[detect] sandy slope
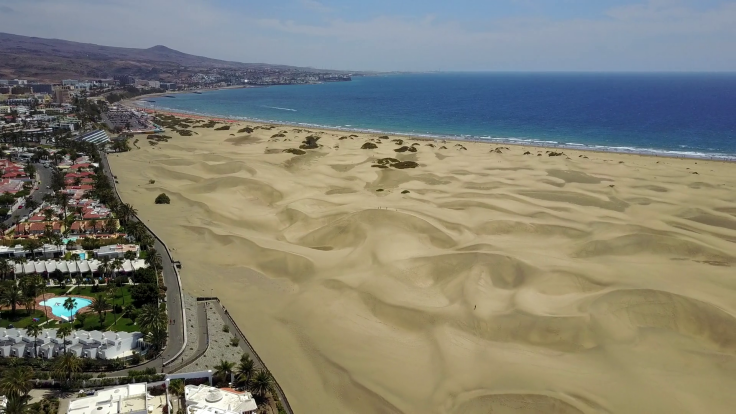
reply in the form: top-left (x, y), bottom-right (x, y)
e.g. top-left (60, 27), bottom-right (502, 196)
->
top-left (110, 121), bottom-right (736, 414)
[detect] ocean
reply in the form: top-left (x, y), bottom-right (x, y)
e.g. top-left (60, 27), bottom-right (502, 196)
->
top-left (137, 73), bottom-right (736, 160)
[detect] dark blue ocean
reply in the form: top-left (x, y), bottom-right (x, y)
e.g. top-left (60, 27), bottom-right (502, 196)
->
top-left (138, 73), bottom-right (736, 159)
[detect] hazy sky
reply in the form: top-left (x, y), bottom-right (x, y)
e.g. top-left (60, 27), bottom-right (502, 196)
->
top-left (0, 0), bottom-right (734, 71)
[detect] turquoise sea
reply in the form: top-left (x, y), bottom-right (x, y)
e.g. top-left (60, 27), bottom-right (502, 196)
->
top-left (137, 73), bottom-right (736, 160)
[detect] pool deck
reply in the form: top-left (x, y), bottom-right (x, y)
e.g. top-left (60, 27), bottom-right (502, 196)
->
top-left (35, 293), bottom-right (95, 322)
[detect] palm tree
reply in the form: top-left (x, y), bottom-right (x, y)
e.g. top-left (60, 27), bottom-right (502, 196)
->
top-left (214, 360), bottom-right (236, 384)
top-left (118, 203), bottom-right (137, 224)
top-left (1, 281), bottom-right (23, 315)
top-left (25, 324), bottom-right (42, 358)
top-left (56, 324), bottom-right (73, 353)
top-left (251, 369), bottom-right (273, 399)
top-left (0, 366), bottom-right (34, 399)
top-left (145, 249), bottom-right (162, 284)
top-left (15, 257), bottom-right (27, 279)
top-left (70, 253), bottom-right (80, 282)
top-left (168, 379), bottom-right (186, 412)
top-left (25, 239), bottom-right (43, 262)
top-left (91, 294), bottom-right (108, 325)
top-left (123, 250), bottom-right (137, 262)
top-left (107, 284), bottom-right (120, 328)
top-left (3, 395), bottom-right (30, 414)
top-left (20, 275), bottom-right (43, 316)
top-left (111, 258), bottom-right (123, 281)
top-left (236, 353), bottom-right (256, 389)
top-left (53, 352), bottom-right (82, 388)
top-left (63, 297), bottom-right (77, 323)
top-left (0, 258), bottom-right (12, 281)
top-left (99, 257), bottom-right (111, 281)
top-left (137, 303), bottom-right (167, 352)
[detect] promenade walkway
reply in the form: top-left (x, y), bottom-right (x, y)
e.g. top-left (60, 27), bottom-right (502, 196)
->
top-left (99, 153), bottom-right (187, 370)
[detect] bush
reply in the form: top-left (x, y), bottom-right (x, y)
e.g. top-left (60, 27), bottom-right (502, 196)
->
top-left (114, 304), bottom-right (123, 314)
top-left (155, 193), bottom-right (170, 204)
top-left (361, 142), bottom-right (377, 150)
top-left (230, 337), bottom-right (240, 347)
top-left (222, 325), bottom-right (230, 333)
top-left (131, 283), bottom-right (159, 307)
top-left (214, 125), bottom-right (231, 131)
top-left (149, 179), bottom-right (155, 184)
top-left (299, 135), bottom-right (320, 149)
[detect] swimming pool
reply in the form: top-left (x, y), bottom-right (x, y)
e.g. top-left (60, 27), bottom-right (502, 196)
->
top-left (40, 296), bottom-right (92, 320)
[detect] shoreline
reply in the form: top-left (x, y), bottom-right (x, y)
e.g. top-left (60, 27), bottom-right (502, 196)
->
top-left (127, 99), bottom-right (736, 163)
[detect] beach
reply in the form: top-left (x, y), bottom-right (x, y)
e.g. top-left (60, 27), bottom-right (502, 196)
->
top-left (109, 117), bottom-right (736, 414)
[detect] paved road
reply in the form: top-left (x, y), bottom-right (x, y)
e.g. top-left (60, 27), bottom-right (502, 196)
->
top-left (3, 162), bottom-right (54, 226)
top-left (99, 152), bottom-right (186, 370)
top-left (164, 302), bottom-right (208, 373)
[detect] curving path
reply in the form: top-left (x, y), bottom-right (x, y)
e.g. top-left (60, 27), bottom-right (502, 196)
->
top-left (99, 152), bottom-right (189, 371)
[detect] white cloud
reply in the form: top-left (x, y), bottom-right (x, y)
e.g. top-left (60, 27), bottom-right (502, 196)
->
top-left (0, 0), bottom-right (734, 71)
top-left (298, 0), bottom-right (333, 14)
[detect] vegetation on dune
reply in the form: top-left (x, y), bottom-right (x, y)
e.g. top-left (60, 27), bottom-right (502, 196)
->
top-left (283, 148), bottom-right (306, 155)
top-left (361, 142), bottom-right (378, 149)
top-left (155, 193), bottom-right (171, 204)
top-left (371, 158), bottom-right (419, 169)
top-left (238, 127), bottom-right (254, 134)
top-left (214, 125), bottom-right (231, 131)
top-left (394, 146), bottom-right (417, 153)
top-left (299, 135), bottom-right (321, 149)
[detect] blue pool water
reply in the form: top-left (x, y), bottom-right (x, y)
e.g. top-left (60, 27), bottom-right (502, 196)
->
top-left (40, 296), bottom-right (92, 320)
top-left (138, 73), bottom-right (736, 160)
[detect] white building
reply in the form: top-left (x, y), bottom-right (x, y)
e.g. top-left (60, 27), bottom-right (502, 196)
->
top-left (10, 258), bottom-right (148, 275)
top-left (94, 244), bottom-right (140, 259)
top-left (0, 244), bottom-right (67, 259)
top-left (184, 385), bottom-right (258, 414)
top-left (0, 328), bottom-right (143, 359)
top-left (66, 383), bottom-right (167, 414)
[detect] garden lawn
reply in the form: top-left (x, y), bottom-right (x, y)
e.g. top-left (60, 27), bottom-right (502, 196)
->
top-left (73, 286), bottom-right (133, 307)
top-left (45, 286), bottom-right (69, 296)
top-left (75, 311), bottom-right (138, 333)
top-left (0, 310), bottom-right (47, 328)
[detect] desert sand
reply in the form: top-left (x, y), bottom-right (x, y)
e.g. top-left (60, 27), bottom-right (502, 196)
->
top-left (109, 117), bottom-right (736, 414)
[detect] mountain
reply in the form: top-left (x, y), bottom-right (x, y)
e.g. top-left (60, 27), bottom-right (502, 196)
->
top-left (0, 32), bottom-right (321, 82)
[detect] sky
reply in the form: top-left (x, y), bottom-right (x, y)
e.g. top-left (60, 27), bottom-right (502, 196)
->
top-left (0, 0), bottom-right (735, 71)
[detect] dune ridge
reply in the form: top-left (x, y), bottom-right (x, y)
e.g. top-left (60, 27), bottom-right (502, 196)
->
top-left (110, 118), bottom-right (736, 414)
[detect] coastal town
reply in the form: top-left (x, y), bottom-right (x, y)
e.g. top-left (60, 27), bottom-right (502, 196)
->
top-left (0, 78), bottom-right (287, 413)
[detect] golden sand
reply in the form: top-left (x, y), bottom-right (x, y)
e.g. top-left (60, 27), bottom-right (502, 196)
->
top-left (110, 120), bottom-right (736, 414)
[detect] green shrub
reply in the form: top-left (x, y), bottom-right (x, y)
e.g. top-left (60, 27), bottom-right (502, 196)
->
top-left (155, 193), bottom-right (170, 204)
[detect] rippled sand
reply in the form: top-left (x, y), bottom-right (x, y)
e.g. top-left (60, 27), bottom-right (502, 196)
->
top-left (110, 121), bottom-right (736, 414)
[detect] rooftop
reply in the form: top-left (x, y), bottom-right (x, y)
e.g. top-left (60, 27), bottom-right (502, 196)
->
top-left (67, 384), bottom-right (166, 414)
top-left (185, 385), bottom-right (258, 414)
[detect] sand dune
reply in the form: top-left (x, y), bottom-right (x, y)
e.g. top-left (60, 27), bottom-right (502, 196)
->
top-left (110, 117), bottom-right (736, 414)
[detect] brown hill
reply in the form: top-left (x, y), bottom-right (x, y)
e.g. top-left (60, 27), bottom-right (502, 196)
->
top-left (0, 32), bottom-right (310, 82)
